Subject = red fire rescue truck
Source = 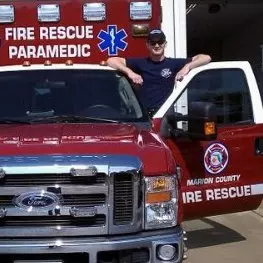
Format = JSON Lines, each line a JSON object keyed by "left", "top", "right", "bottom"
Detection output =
{"left": 0, "top": 0, "right": 262, "bottom": 262}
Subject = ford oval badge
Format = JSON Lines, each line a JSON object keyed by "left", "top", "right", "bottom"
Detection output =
{"left": 13, "top": 191, "right": 60, "bottom": 210}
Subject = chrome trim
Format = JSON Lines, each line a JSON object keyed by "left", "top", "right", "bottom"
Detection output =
{"left": 0, "top": 205, "right": 107, "bottom": 217}
{"left": 0, "top": 186, "right": 108, "bottom": 195}
{"left": 69, "top": 206, "right": 98, "bottom": 217}
{"left": 0, "top": 155, "right": 109, "bottom": 174}
{"left": 0, "top": 227, "right": 184, "bottom": 263}
{"left": 0, "top": 225, "right": 108, "bottom": 238}
{"left": 0, "top": 168, "right": 5, "bottom": 179}
{"left": 70, "top": 166, "right": 98, "bottom": 177}
{"left": 0, "top": 208, "right": 7, "bottom": 218}
{"left": 108, "top": 160, "right": 143, "bottom": 234}
{"left": 0, "top": 154, "right": 143, "bottom": 238}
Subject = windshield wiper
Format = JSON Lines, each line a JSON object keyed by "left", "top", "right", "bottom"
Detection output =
{"left": 0, "top": 118, "right": 31, "bottom": 124}
{"left": 30, "top": 115, "right": 121, "bottom": 124}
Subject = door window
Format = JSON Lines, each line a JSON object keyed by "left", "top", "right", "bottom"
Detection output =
{"left": 174, "top": 69, "right": 254, "bottom": 125}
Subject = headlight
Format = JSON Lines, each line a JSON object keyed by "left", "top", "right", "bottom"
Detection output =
{"left": 144, "top": 176, "right": 178, "bottom": 230}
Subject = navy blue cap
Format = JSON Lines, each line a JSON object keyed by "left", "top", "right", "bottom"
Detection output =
{"left": 147, "top": 29, "right": 166, "bottom": 43}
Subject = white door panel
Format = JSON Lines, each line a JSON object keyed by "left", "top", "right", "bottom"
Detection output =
{"left": 154, "top": 61, "right": 263, "bottom": 124}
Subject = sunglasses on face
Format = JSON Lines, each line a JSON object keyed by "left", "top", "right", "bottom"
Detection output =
{"left": 149, "top": 41, "right": 165, "bottom": 46}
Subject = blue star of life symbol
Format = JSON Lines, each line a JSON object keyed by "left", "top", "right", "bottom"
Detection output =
{"left": 98, "top": 25, "right": 128, "bottom": 56}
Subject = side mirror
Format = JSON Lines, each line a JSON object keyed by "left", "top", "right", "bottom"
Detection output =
{"left": 160, "top": 102, "right": 217, "bottom": 140}
{"left": 188, "top": 101, "right": 217, "bottom": 140}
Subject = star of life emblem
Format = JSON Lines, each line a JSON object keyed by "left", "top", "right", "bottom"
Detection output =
{"left": 204, "top": 143, "right": 229, "bottom": 174}
{"left": 161, "top": 68, "right": 172, "bottom": 78}
{"left": 97, "top": 25, "right": 128, "bottom": 56}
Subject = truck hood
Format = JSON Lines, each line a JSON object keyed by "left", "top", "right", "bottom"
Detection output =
{"left": 0, "top": 123, "right": 172, "bottom": 174}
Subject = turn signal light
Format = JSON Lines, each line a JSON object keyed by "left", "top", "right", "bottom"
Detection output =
{"left": 204, "top": 121, "right": 216, "bottom": 135}
{"left": 146, "top": 192, "right": 171, "bottom": 203}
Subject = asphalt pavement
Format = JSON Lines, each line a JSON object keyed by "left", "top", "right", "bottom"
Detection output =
{"left": 183, "top": 202, "right": 263, "bottom": 263}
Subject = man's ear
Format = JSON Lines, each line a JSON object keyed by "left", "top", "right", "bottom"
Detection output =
{"left": 146, "top": 42, "right": 150, "bottom": 49}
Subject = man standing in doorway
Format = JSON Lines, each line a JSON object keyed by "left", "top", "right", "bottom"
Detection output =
{"left": 107, "top": 29, "right": 211, "bottom": 115}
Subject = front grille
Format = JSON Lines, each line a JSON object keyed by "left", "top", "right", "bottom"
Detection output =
{"left": 1, "top": 253, "right": 89, "bottom": 263}
{"left": 98, "top": 248, "right": 149, "bottom": 263}
{"left": 0, "top": 194, "right": 106, "bottom": 207}
{"left": 114, "top": 173, "right": 133, "bottom": 225}
{"left": 63, "top": 194, "right": 106, "bottom": 206}
{"left": 0, "top": 154, "right": 142, "bottom": 237}
{"left": 0, "top": 215, "right": 106, "bottom": 227}
{"left": 0, "top": 173, "right": 106, "bottom": 186}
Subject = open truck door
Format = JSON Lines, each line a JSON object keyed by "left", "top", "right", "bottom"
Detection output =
{"left": 153, "top": 61, "right": 263, "bottom": 220}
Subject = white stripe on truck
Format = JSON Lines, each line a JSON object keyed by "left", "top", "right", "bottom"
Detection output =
{"left": 251, "top": 184, "right": 263, "bottom": 195}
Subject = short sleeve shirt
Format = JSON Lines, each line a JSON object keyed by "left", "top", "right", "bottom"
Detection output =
{"left": 126, "top": 57, "right": 191, "bottom": 109}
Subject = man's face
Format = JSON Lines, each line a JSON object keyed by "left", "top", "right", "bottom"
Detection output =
{"left": 146, "top": 40, "right": 166, "bottom": 56}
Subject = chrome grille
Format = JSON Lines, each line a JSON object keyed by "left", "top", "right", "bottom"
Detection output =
{"left": 63, "top": 194, "right": 106, "bottom": 206}
{"left": 0, "top": 173, "right": 106, "bottom": 186}
{"left": 0, "top": 154, "right": 143, "bottom": 237}
{"left": 0, "top": 194, "right": 106, "bottom": 207}
{"left": 1, "top": 253, "right": 90, "bottom": 262}
{"left": 0, "top": 215, "right": 106, "bottom": 227}
{"left": 114, "top": 173, "right": 133, "bottom": 224}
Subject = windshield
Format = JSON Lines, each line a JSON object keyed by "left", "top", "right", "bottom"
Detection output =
{"left": 0, "top": 69, "right": 147, "bottom": 122}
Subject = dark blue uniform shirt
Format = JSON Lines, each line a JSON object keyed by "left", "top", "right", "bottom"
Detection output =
{"left": 126, "top": 57, "right": 191, "bottom": 109}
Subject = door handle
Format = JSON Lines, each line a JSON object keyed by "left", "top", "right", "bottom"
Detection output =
{"left": 255, "top": 138, "right": 263, "bottom": 155}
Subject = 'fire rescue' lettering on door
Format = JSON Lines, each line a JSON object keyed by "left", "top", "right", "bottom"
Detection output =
{"left": 182, "top": 183, "right": 263, "bottom": 203}
{"left": 4, "top": 26, "right": 94, "bottom": 59}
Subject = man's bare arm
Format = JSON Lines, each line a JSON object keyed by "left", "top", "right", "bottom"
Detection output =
{"left": 188, "top": 54, "right": 211, "bottom": 69}
{"left": 176, "top": 54, "right": 211, "bottom": 81}
{"left": 107, "top": 57, "right": 143, "bottom": 85}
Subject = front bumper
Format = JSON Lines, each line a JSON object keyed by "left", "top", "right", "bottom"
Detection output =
{"left": 0, "top": 227, "right": 184, "bottom": 263}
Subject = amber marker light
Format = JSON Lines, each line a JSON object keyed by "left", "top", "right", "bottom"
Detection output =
{"left": 65, "top": 60, "right": 73, "bottom": 66}
{"left": 146, "top": 191, "right": 172, "bottom": 203}
{"left": 44, "top": 60, "right": 52, "bottom": 66}
{"left": 100, "top": 60, "right": 108, "bottom": 66}
{"left": 204, "top": 121, "right": 216, "bottom": 135}
{"left": 22, "top": 61, "right": 31, "bottom": 67}
{"left": 150, "top": 177, "right": 174, "bottom": 192}
{"left": 153, "top": 177, "right": 166, "bottom": 191}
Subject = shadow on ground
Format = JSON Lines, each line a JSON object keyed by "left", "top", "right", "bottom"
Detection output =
{"left": 183, "top": 217, "right": 246, "bottom": 249}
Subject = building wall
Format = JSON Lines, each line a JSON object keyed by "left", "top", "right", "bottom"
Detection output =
{"left": 222, "top": 14, "right": 263, "bottom": 96}
{"left": 222, "top": 14, "right": 263, "bottom": 83}
{"left": 188, "top": 13, "right": 263, "bottom": 96}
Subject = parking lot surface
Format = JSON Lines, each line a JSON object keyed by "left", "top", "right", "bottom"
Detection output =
{"left": 183, "top": 204, "right": 263, "bottom": 263}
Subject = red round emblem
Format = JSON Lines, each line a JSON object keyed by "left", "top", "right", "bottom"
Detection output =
{"left": 204, "top": 143, "right": 229, "bottom": 174}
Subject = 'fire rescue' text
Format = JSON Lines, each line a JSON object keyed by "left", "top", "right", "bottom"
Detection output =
{"left": 4, "top": 26, "right": 93, "bottom": 59}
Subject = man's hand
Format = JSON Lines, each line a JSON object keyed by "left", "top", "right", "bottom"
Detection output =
{"left": 128, "top": 71, "right": 143, "bottom": 85}
{"left": 175, "top": 64, "right": 190, "bottom": 81}
{"left": 107, "top": 57, "right": 144, "bottom": 85}
{"left": 175, "top": 54, "right": 211, "bottom": 81}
